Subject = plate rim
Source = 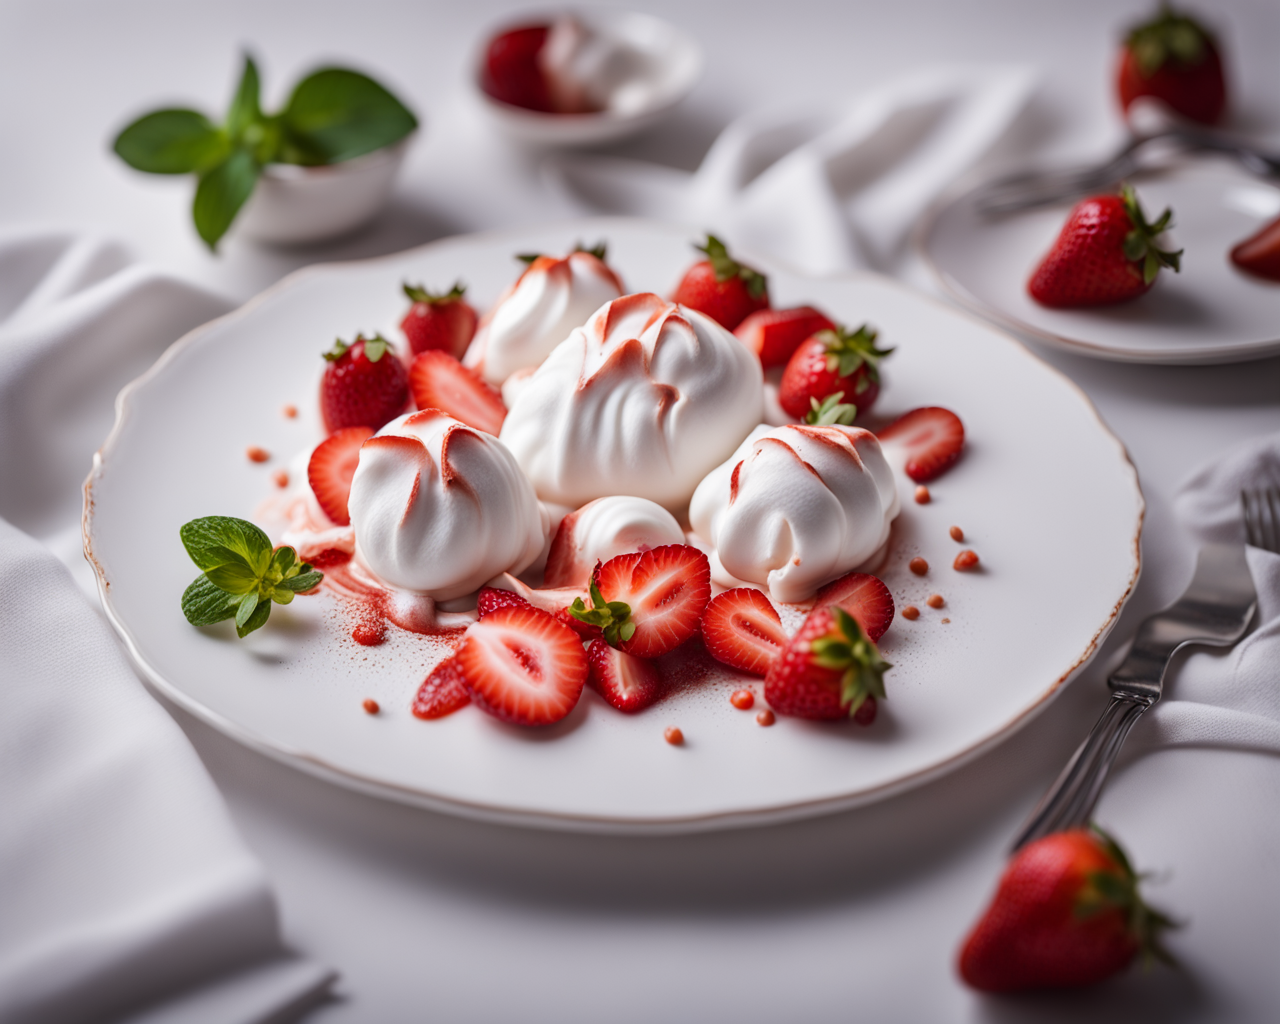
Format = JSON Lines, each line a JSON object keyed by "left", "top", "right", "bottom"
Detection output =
{"left": 82, "top": 215, "right": 1145, "bottom": 834}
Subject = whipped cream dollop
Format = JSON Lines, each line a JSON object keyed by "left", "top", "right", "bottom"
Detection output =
{"left": 543, "top": 495, "right": 685, "bottom": 588}
{"left": 541, "top": 17, "right": 660, "bottom": 116}
{"left": 689, "top": 423, "right": 900, "bottom": 603}
{"left": 464, "top": 251, "right": 623, "bottom": 386}
{"left": 499, "top": 292, "right": 764, "bottom": 511}
{"left": 348, "top": 410, "right": 546, "bottom": 599}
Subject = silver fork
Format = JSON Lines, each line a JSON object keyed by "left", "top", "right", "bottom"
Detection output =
{"left": 1011, "top": 489, "right": 1275, "bottom": 851}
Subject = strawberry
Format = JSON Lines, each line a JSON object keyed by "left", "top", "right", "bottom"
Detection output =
{"left": 572, "top": 545, "right": 711, "bottom": 659}
{"left": 764, "top": 605, "right": 889, "bottom": 722}
{"left": 587, "top": 640, "right": 665, "bottom": 713}
{"left": 813, "top": 571, "right": 894, "bottom": 642}
{"left": 672, "top": 235, "right": 770, "bottom": 331}
{"left": 477, "top": 585, "right": 532, "bottom": 618}
{"left": 456, "top": 604, "right": 588, "bottom": 727}
{"left": 1230, "top": 214, "right": 1280, "bottom": 283}
{"left": 307, "top": 425, "right": 374, "bottom": 526}
{"left": 412, "top": 655, "right": 471, "bottom": 720}
{"left": 700, "top": 588, "right": 787, "bottom": 677}
{"left": 876, "top": 407, "right": 965, "bottom": 483}
{"left": 400, "top": 282, "right": 478, "bottom": 359}
{"left": 409, "top": 350, "right": 507, "bottom": 436}
{"left": 1028, "top": 184, "right": 1182, "bottom": 308}
{"left": 320, "top": 335, "right": 410, "bottom": 434}
{"left": 479, "top": 24, "right": 554, "bottom": 113}
{"left": 1117, "top": 6, "right": 1226, "bottom": 126}
{"left": 734, "top": 306, "right": 836, "bottom": 369}
{"left": 778, "top": 323, "right": 892, "bottom": 422}
{"left": 959, "top": 826, "right": 1176, "bottom": 992}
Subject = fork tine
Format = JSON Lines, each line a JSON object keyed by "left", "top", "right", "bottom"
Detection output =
{"left": 1242, "top": 490, "right": 1261, "bottom": 549}
{"left": 1242, "top": 488, "right": 1280, "bottom": 554}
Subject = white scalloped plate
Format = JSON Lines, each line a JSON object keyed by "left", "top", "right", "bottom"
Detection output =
{"left": 83, "top": 217, "right": 1142, "bottom": 833}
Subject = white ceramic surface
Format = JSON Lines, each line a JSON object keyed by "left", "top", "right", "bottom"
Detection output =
{"left": 235, "top": 140, "right": 411, "bottom": 245}
{"left": 922, "top": 157, "right": 1280, "bottom": 364}
{"left": 474, "top": 11, "right": 702, "bottom": 147}
{"left": 83, "top": 217, "right": 1143, "bottom": 833}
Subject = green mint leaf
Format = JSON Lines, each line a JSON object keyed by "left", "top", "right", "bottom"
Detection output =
{"left": 192, "top": 148, "right": 260, "bottom": 250}
{"left": 234, "top": 590, "right": 260, "bottom": 629}
{"left": 181, "top": 574, "right": 239, "bottom": 626}
{"left": 278, "top": 569, "right": 324, "bottom": 592}
{"left": 270, "top": 587, "right": 295, "bottom": 606}
{"left": 114, "top": 110, "right": 230, "bottom": 175}
{"left": 235, "top": 597, "right": 272, "bottom": 638}
{"left": 226, "top": 54, "right": 263, "bottom": 138}
{"left": 403, "top": 282, "right": 466, "bottom": 305}
{"left": 180, "top": 516, "right": 272, "bottom": 572}
{"left": 206, "top": 562, "right": 262, "bottom": 594}
{"left": 280, "top": 68, "right": 417, "bottom": 165}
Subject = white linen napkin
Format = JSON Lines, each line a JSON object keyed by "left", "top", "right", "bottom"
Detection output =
{"left": 548, "top": 65, "right": 1036, "bottom": 275}
{"left": 1131, "top": 433, "right": 1280, "bottom": 754}
{"left": 0, "top": 230, "right": 334, "bottom": 1023}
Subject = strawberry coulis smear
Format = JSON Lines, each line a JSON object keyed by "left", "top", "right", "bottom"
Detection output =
{"left": 321, "top": 561, "right": 466, "bottom": 645}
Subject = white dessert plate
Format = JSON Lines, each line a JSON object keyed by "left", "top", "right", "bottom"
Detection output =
{"left": 922, "top": 157, "right": 1280, "bottom": 364}
{"left": 84, "top": 217, "right": 1143, "bottom": 834}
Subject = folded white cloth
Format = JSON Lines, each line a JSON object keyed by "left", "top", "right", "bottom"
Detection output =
{"left": 0, "top": 230, "right": 334, "bottom": 1023}
{"left": 1132, "top": 432, "right": 1280, "bottom": 754}
{"left": 549, "top": 65, "right": 1036, "bottom": 274}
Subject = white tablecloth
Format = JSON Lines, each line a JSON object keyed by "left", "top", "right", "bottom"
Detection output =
{"left": 3, "top": 0, "right": 1280, "bottom": 1021}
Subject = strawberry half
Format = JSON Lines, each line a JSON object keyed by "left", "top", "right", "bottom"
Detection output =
{"left": 813, "top": 571, "right": 894, "bottom": 642}
{"left": 700, "top": 587, "right": 787, "bottom": 677}
{"left": 876, "top": 406, "right": 965, "bottom": 483}
{"left": 764, "top": 605, "right": 890, "bottom": 722}
{"left": 400, "top": 282, "right": 478, "bottom": 359}
{"left": 412, "top": 655, "right": 471, "bottom": 720}
{"left": 734, "top": 306, "right": 835, "bottom": 369}
{"left": 1117, "top": 7, "right": 1226, "bottom": 126}
{"left": 1230, "top": 214, "right": 1280, "bottom": 283}
{"left": 778, "top": 323, "right": 892, "bottom": 422}
{"left": 672, "top": 235, "right": 769, "bottom": 331}
{"left": 574, "top": 545, "right": 712, "bottom": 659}
{"left": 320, "top": 335, "right": 410, "bottom": 435}
{"left": 587, "top": 640, "right": 664, "bottom": 713}
{"left": 477, "top": 585, "right": 532, "bottom": 618}
{"left": 409, "top": 350, "right": 507, "bottom": 436}
{"left": 307, "top": 425, "right": 374, "bottom": 525}
{"left": 480, "top": 24, "right": 554, "bottom": 112}
{"left": 456, "top": 604, "right": 587, "bottom": 726}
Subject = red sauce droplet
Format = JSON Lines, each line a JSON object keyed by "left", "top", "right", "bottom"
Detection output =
{"left": 914, "top": 485, "right": 931, "bottom": 504}
{"left": 901, "top": 605, "right": 920, "bottom": 620}
{"left": 941, "top": 617, "right": 951, "bottom": 624}
{"left": 664, "top": 726, "right": 684, "bottom": 746}
{"left": 353, "top": 619, "right": 386, "bottom": 646}
{"left": 282, "top": 404, "right": 298, "bottom": 419}
{"left": 246, "top": 446, "right": 270, "bottom": 463}
{"left": 272, "top": 469, "right": 289, "bottom": 488}
{"left": 756, "top": 709, "right": 775, "bottom": 727}
{"left": 926, "top": 593, "right": 944, "bottom": 609}
{"left": 954, "top": 550, "right": 979, "bottom": 571}
{"left": 730, "top": 689, "right": 755, "bottom": 710}
{"left": 909, "top": 556, "right": 929, "bottom": 576}
{"left": 362, "top": 698, "right": 380, "bottom": 715}
{"left": 949, "top": 525, "right": 964, "bottom": 542}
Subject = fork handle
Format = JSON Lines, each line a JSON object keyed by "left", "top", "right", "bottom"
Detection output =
{"left": 1010, "top": 693, "right": 1152, "bottom": 851}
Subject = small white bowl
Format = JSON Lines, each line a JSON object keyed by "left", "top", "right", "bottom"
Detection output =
{"left": 474, "top": 10, "right": 702, "bottom": 147}
{"left": 235, "top": 138, "right": 412, "bottom": 245}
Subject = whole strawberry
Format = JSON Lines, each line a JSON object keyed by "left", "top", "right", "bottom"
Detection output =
{"left": 1117, "top": 5, "right": 1226, "bottom": 126}
{"left": 778, "top": 323, "right": 892, "bottom": 422}
{"left": 319, "top": 334, "right": 409, "bottom": 434}
{"left": 1028, "top": 184, "right": 1182, "bottom": 308}
{"left": 959, "top": 827, "right": 1176, "bottom": 992}
{"left": 763, "top": 605, "right": 889, "bottom": 723}
{"left": 672, "top": 234, "right": 770, "bottom": 331}
{"left": 400, "top": 282, "right": 478, "bottom": 359}
{"left": 480, "top": 24, "right": 554, "bottom": 112}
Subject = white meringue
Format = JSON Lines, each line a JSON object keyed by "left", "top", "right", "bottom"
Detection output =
{"left": 464, "top": 251, "right": 623, "bottom": 386}
{"left": 689, "top": 423, "right": 900, "bottom": 603}
{"left": 499, "top": 292, "right": 764, "bottom": 511}
{"left": 543, "top": 495, "right": 685, "bottom": 588}
{"left": 348, "top": 410, "right": 547, "bottom": 600}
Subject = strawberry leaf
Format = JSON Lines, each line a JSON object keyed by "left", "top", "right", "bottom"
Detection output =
{"left": 818, "top": 324, "right": 893, "bottom": 383}
{"left": 695, "top": 234, "right": 768, "bottom": 300}
{"left": 323, "top": 338, "right": 350, "bottom": 362}
{"left": 569, "top": 578, "right": 634, "bottom": 647}
{"left": 1126, "top": 7, "right": 1215, "bottom": 77}
{"left": 1120, "top": 183, "right": 1183, "bottom": 284}
{"left": 403, "top": 281, "right": 466, "bottom": 305}
{"left": 361, "top": 335, "right": 391, "bottom": 363}
{"left": 810, "top": 607, "right": 891, "bottom": 718}
{"left": 805, "top": 392, "right": 858, "bottom": 426}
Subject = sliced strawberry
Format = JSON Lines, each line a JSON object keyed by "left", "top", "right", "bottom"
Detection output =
{"left": 734, "top": 306, "right": 836, "bottom": 369}
{"left": 587, "top": 640, "right": 664, "bottom": 713}
{"left": 307, "top": 425, "right": 374, "bottom": 526}
{"left": 701, "top": 588, "right": 787, "bottom": 677}
{"left": 1230, "top": 215, "right": 1280, "bottom": 283}
{"left": 813, "top": 572, "right": 894, "bottom": 642}
{"left": 456, "top": 604, "right": 587, "bottom": 726}
{"left": 409, "top": 350, "right": 507, "bottom": 436}
{"left": 876, "top": 406, "right": 965, "bottom": 483}
{"left": 585, "top": 545, "right": 711, "bottom": 659}
{"left": 764, "top": 605, "right": 890, "bottom": 722}
{"left": 412, "top": 655, "right": 472, "bottom": 720}
{"left": 477, "top": 585, "right": 532, "bottom": 618}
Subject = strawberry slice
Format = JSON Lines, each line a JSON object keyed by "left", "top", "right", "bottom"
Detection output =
{"left": 1230, "top": 214, "right": 1280, "bottom": 283}
{"left": 409, "top": 350, "right": 507, "bottom": 436}
{"left": 412, "top": 655, "right": 472, "bottom": 720}
{"left": 734, "top": 306, "right": 836, "bottom": 369}
{"left": 876, "top": 406, "right": 965, "bottom": 483}
{"left": 477, "top": 585, "right": 532, "bottom": 618}
{"left": 700, "top": 588, "right": 787, "bottom": 677}
{"left": 307, "top": 425, "right": 374, "bottom": 525}
{"left": 587, "top": 640, "right": 664, "bottom": 713}
{"left": 813, "top": 572, "right": 894, "bottom": 642}
{"left": 579, "top": 545, "right": 712, "bottom": 659}
{"left": 456, "top": 604, "right": 588, "bottom": 726}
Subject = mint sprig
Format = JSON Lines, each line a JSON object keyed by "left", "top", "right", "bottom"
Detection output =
{"left": 114, "top": 53, "right": 417, "bottom": 250}
{"left": 180, "top": 516, "right": 323, "bottom": 638}
{"left": 810, "top": 607, "right": 890, "bottom": 718}
{"left": 805, "top": 391, "right": 858, "bottom": 426}
{"left": 569, "top": 577, "right": 636, "bottom": 647}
